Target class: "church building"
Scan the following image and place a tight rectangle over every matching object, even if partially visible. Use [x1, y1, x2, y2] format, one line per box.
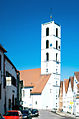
[20, 20, 61, 110]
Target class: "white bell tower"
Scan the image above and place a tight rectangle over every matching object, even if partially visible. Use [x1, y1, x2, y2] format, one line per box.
[41, 20, 61, 110]
[41, 20, 61, 76]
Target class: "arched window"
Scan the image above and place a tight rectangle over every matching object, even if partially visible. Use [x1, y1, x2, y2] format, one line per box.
[46, 53, 49, 61]
[46, 27, 49, 36]
[46, 40, 49, 48]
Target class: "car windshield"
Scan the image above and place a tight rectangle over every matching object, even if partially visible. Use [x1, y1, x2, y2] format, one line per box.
[22, 110, 28, 114]
[0, 113, 2, 118]
[4, 112, 19, 116]
[32, 109, 37, 112]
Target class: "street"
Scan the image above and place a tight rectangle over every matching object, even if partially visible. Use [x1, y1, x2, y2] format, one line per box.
[33, 110, 75, 119]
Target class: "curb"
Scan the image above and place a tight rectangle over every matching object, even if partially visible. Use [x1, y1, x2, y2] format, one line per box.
[56, 112, 75, 118]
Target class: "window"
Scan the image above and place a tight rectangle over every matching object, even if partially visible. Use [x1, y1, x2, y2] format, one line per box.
[56, 103, 57, 107]
[23, 90, 25, 97]
[46, 69, 48, 72]
[56, 53, 58, 61]
[56, 28, 58, 37]
[46, 40, 49, 48]
[46, 28, 49, 36]
[56, 81, 57, 85]
[56, 41, 58, 49]
[46, 53, 49, 61]
[0, 84, 1, 99]
[12, 76, 16, 87]
[8, 99, 11, 110]
[0, 55, 1, 70]
[6, 77, 11, 86]
[35, 101, 37, 105]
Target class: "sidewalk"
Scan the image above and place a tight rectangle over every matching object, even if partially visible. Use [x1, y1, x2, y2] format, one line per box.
[56, 111, 76, 118]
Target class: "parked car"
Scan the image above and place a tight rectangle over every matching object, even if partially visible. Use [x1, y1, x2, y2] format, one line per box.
[30, 109, 39, 117]
[0, 113, 5, 119]
[3, 110, 22, 119]
[21, 110, 32, 119]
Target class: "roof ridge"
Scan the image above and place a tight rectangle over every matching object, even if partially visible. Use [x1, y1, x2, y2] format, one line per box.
[20, 68, 41, 72]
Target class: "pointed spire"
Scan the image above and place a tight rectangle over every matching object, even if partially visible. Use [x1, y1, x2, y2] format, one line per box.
[50, 8, 53, 21]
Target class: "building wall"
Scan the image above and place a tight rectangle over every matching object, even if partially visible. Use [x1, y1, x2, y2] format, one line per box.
[63, 81, 67, 112]
[22, 87, 33, 108]
[0, 50, 5, 114]
[30, 74, 60, 110]
[5, 58, 17, 111]
[66, 81, 73, 114]
[41, 21, 61, 110]
[21, 20, 61, 111]
[63, 76, 79, 116]
[73, 75, 79, 116]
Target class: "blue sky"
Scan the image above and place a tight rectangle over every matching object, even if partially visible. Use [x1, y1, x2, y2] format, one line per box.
[0, 0, 79, 80]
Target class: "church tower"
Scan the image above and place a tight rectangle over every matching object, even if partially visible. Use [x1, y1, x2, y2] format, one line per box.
[41, 20, 61, 75]
[41, 20, 61, 110]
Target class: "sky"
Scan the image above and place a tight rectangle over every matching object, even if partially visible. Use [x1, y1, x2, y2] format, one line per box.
[0, 0, 79, 80]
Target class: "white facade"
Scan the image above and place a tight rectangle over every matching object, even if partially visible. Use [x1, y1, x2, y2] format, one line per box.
[22, 87, 33, 108]
[63, 74, 79, 116]
[41, 21, 61, 110]
[22, 74, 60, 110]
[21, 20, 61, 110]
[63, 81, 73, 114]
[41, 21, 61, 75]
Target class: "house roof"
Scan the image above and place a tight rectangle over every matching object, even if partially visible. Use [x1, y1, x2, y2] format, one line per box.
[19, 68, 50, 94]
[59, 81, 63, 96]
[31, 74, 50, 94]
[0, 44, 7, 53]
[64, 79, 69, 93]
[64, 76, 74, 93]
[60, 81, 63, 90]
[69, 76, 74, 91]
[74, 72, 79, 82]
[4, 55, 17, 72]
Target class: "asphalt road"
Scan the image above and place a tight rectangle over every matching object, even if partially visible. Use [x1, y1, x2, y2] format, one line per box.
[33, 110, 75, 119]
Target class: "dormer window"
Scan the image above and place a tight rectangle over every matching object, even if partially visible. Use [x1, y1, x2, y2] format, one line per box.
[46, 27, 49, 36]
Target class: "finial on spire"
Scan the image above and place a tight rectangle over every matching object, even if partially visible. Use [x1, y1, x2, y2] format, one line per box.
[50, 8, 53, 21]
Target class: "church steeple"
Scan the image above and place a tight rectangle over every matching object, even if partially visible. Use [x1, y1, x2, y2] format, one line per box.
[50, 8, 53, 21]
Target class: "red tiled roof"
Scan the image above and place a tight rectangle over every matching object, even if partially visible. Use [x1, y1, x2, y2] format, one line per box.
[69, 76, 74, 91]
[19, 68, 50, 94]
[77, 84, 79, 89]
[20, 68, 41, 87]
[74, 72, 79, 82]
[64, 76, 74, 93]
[60, 81, 63, 90]
[31, 75, 50, 94]
[64, 79, 69, 93]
